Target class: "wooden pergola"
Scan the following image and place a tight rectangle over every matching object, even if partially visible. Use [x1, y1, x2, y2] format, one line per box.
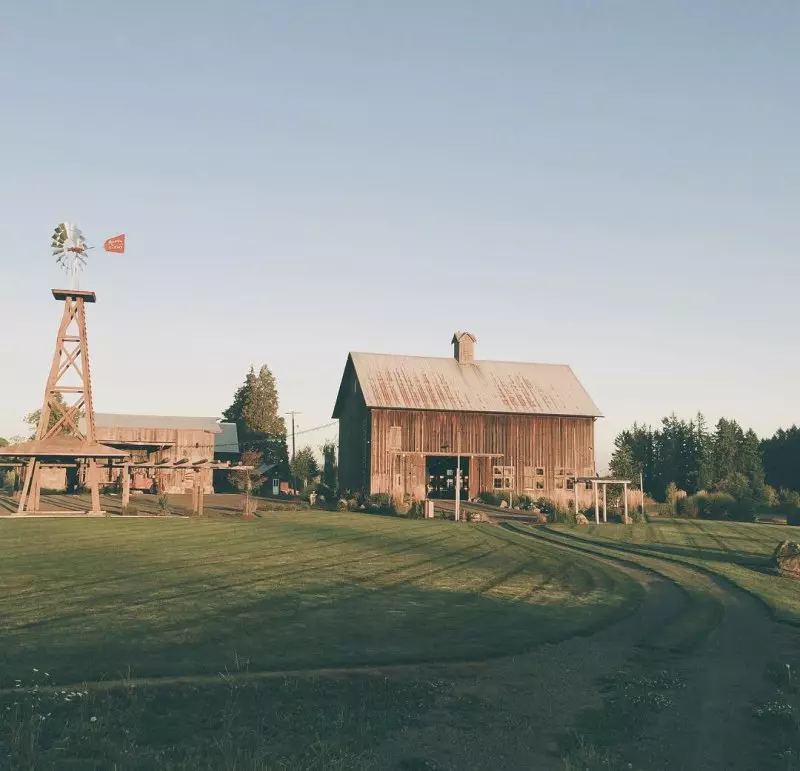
[111, 459, 252, 516]
[0, 453, 251, 516]
[574, 477, 633, 524]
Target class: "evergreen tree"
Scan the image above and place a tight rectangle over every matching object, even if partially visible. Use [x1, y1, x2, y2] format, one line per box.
[762, 426, 800, 493]
[738, 429, 766, 497]
[223, 365, 286, 435]
[321, 440, 338, 492]
[223, 365, 289, 478]
[712, 418, 743, 484]
[694, 413, 714, 491]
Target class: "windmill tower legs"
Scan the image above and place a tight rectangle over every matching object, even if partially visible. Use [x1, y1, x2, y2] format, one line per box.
[17, 290, 102, 514]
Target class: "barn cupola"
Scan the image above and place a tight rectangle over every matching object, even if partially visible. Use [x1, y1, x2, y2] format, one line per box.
[452, 331, 477, 364]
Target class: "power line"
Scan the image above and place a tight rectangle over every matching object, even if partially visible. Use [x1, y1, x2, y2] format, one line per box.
[213, 419, 338, 451]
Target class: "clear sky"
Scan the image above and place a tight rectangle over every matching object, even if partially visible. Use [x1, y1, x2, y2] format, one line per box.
[1, 1, 797, 469]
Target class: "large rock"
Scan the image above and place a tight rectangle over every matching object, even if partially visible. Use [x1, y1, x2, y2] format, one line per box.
[575, 513, 589, 525]
[773, 541, 800, 579]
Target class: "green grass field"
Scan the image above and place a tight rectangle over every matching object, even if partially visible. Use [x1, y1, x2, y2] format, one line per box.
[539, 518, 800, 623]
[0, 510, 640, 769]
[5, 506, 800, 770]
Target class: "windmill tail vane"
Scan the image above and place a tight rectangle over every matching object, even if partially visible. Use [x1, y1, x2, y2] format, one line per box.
[51, 223, 126, 289]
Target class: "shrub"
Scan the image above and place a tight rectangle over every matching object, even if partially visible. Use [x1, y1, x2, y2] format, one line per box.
[786, 507, 800, 526]
[534, 497, 558, 517]
[156, 492, 171, 516]
[337, 499, 349, 511]
[121, 505, 138, 516]
[677, 491, 756, 523]
[552, 508, 576, 525]
[516, 494, 534, 511]
[665, 482, 684, 507]
[479, 491, 501, 506]
[406, 500, 425, 519]
[391, 495, 411, 516]
[699, 492, 737, 520]
[346, 498, 360, 512]
[763, 485, 779, 507]
[367, 493, 392, 513]
[716, 473, 752, 502]
[629, 508, 646, 524]
[675, 496, 700, 518]
[780, 489, 800, 509]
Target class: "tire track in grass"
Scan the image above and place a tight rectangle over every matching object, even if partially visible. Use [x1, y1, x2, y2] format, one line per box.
[507, 524, 725, 654]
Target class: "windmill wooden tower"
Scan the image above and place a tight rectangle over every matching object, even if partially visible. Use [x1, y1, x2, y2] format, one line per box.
[4, 224, 127, 514]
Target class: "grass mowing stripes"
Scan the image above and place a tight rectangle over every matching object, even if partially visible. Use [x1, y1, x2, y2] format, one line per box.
[0, 513, 641, 687]
[547, 519, 800, 623]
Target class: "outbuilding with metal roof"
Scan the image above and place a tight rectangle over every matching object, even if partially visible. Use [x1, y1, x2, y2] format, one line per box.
[333, 332, 602, 507]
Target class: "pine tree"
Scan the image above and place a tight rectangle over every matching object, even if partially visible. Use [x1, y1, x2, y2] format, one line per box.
[223, 365, 286, 435]
[321, 440, 338, 492]
[223, 365, 289, 478]
[738, 428, 766, 497]
[695, 413, 714, 492]
[713, 418, 743, 485]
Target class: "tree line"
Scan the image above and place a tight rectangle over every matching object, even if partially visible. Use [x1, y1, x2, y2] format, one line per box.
[610, 413, 800, 505]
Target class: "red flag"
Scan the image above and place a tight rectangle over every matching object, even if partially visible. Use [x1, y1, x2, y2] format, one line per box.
[104, 234, 125, 253]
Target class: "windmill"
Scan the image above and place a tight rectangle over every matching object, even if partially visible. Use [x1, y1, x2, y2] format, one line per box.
[51, 222, 89, 290]
[1, 224, 128, 514]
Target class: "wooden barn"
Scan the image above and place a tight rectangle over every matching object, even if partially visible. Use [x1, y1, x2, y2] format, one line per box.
[91, 414, 234, 494]
[333, 332, 605, 508]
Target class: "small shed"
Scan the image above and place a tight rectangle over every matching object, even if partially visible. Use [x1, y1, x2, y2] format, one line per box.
[91, 414, 224, 494]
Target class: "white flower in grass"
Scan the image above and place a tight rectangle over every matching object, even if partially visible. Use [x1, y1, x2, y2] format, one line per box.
[32, 668, 38, 673]
[90, 716, 97, 723]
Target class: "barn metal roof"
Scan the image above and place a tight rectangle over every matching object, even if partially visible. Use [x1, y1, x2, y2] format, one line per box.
[333, 353, 602, 418]
[92, 414, 223, 433]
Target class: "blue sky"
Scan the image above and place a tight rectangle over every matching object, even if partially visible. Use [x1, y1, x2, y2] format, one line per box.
[1, 1, 797, 468]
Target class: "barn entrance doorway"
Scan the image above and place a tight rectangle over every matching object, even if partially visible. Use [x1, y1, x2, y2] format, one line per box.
[426, 456, 469, 499]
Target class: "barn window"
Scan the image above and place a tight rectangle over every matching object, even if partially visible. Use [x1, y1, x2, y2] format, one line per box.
[566, 478, 575, 490]
[493, 465, 514, 490]
[585, 480, 594, 490]
[523, 466, 545, 491]
[555, 478, 565, 489]
[388, 426, 402, 451]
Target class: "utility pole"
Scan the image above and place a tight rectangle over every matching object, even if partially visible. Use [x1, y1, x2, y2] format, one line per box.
[285, 411, 301, 460]
[285, 411, 301, 495]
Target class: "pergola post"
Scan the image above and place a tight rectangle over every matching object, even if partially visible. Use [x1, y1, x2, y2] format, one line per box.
[88, 460, 101, 513]
[623, 482, 629, 523]
[573, 476, 579, 516]
[197, 468, 205, 517]
[602, 483, 607, 523]
[192, 471, 201, 515]
[122, 463, 130, 508]
[593, 481, 599, 524]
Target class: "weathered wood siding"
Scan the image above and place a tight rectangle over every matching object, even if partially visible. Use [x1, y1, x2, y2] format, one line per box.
[94, 426, 215, 493]
[335, 363, 371, 495]
[369, 409, 597, 504]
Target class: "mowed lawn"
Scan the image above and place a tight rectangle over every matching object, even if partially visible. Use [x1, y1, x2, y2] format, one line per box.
[543, 518, 800, 623]
[0, 512, 641, 686]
